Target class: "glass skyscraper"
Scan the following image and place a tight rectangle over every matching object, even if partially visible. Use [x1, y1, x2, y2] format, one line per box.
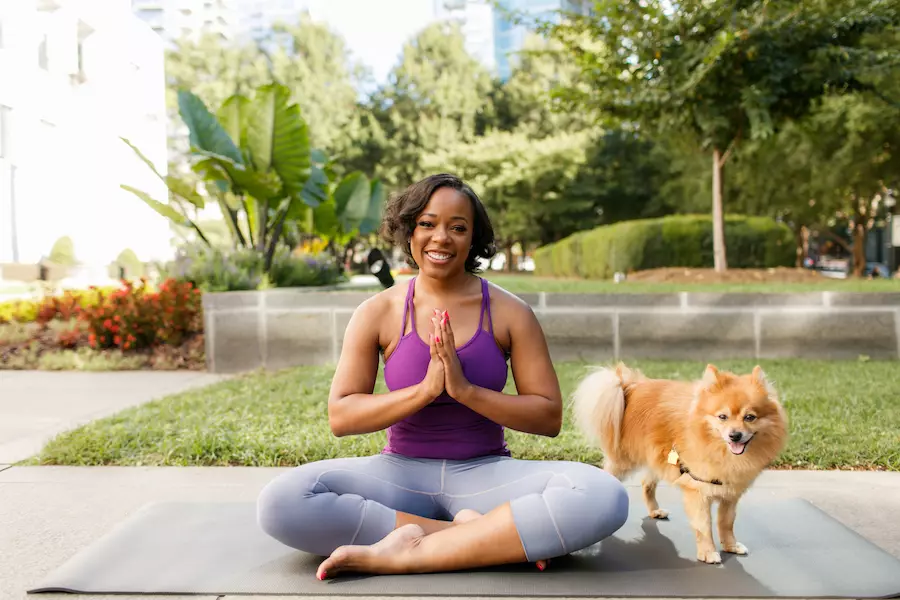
[493, 0, 589, 80]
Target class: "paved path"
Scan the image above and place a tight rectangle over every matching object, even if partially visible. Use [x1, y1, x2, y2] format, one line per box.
[1, 467, 898, 600]
[0, 371, 227, 465]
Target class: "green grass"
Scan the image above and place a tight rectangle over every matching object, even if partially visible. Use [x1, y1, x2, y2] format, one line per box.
[26, 359, 900, 470]
[482, 273, 900, 294]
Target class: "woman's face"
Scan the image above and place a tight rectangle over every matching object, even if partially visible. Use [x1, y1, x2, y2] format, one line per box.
[409, 187, 474, 279]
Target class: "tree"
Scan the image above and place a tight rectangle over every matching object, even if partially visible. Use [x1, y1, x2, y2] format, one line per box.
[544, 0, 900, 271]
[423, 130, 591, 266]
[367, 21, 493, 188]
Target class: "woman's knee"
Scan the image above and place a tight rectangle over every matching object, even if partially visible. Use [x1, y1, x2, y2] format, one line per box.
[578, 464, 629, 539]
[557, 461, 629, 543]
[256, 464, 337, 555]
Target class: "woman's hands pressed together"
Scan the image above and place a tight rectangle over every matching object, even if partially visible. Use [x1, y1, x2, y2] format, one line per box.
[432, 309, 475, 403]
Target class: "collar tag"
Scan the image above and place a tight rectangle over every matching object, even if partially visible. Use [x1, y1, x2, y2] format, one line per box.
[667, 449, 679, 465]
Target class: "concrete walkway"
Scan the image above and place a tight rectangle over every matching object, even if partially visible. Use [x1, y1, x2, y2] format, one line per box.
[1, 466, 899, 600]
[0, 370, 228, 465]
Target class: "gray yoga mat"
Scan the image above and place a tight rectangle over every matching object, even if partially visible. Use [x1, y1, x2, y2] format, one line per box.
[28, 491, 900, 598]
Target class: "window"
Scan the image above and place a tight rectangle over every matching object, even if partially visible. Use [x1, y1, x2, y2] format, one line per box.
[0, 105, 10, 159]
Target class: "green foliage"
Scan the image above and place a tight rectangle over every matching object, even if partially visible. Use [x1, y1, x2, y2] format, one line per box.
[49, 236, 76, 266]
[534, 215, 795, 279]
[542, 0, 900, 269]
[122, 81, 386, 282]
[162, 244, 344, 293]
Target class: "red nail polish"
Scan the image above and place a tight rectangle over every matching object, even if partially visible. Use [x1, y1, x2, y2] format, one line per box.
[435, 336, 441, 343]
[537, 562, 545, 571]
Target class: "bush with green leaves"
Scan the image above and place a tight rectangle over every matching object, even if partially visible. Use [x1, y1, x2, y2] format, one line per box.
[162, 244, 344, 292]
[534, 214, 795, 278]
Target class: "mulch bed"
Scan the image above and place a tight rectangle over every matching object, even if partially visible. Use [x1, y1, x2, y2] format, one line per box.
[625, 266, 833, 284]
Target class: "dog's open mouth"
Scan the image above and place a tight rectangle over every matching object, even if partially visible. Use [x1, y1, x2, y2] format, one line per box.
[728, 441, 747, 454]
[727, 435, 753, 455]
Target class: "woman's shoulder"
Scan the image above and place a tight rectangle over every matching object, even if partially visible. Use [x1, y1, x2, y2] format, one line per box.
[353, 279, 409, 320]
[483, 277, 535, 316]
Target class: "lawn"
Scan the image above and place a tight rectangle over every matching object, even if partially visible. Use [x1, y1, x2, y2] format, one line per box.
[27, 359, 900, 471]
[482, 273, 900, 294]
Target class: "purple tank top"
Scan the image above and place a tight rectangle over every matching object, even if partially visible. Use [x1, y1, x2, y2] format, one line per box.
[382, 276, 510, 460]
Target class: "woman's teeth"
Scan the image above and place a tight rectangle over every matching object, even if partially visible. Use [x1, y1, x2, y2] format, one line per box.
[426, 252, 452, 262]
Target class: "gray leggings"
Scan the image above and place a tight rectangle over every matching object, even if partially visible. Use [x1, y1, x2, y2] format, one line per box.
[256, 452, 629, 562]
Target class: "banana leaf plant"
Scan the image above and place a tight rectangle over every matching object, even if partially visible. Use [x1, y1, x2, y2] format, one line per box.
[121, 82, 387, 276]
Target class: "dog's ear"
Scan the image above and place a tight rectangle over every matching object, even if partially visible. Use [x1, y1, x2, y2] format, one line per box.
[751, 365, 767, 384]
[701, 364, 721, 388]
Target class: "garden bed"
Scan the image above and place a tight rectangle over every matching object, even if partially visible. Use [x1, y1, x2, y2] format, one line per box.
[0, 322, 205, 370]
[0, 278, 204, 371]
[24, 359, 900, 471]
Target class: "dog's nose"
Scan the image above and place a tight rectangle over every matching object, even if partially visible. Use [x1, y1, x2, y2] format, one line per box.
[729, 431, 743, 442]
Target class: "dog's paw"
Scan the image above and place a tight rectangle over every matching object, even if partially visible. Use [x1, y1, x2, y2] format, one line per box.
[649, 509, 669, 519]
[697, 549, 722, 564]
[723, 541, 748, 555]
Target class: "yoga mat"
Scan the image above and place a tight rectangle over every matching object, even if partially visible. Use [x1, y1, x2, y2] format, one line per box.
[29, 491, 900, 597]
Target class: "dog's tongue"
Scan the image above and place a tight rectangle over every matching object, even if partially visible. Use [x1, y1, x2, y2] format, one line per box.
[728, 441, 747, 455]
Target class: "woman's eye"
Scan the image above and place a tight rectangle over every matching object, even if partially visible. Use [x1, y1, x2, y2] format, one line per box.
[418, 221, 432, 228]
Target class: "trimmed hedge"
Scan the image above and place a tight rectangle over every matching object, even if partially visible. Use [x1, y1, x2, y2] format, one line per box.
[534, 214, 795, 279]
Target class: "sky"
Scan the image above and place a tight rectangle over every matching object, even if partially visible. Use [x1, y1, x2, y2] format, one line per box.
[302, 0, 439, 86]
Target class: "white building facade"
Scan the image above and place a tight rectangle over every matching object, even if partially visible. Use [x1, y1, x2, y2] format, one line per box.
[0, 0, 173, 270]
[132, 0, 237, 45]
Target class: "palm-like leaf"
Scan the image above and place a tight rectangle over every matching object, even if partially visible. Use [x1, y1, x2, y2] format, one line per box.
[245, 83, 311, 204]
[178, 90, 243, 164]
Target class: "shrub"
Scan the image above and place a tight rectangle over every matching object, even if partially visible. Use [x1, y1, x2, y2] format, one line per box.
[534, 214, 795, 278]
[162, 244, 344, 292]
[77, 278, 202, 351]
[0, 299, 39, 324]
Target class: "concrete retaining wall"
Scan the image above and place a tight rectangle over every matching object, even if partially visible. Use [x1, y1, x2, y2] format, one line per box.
[202, 289, 900, 373]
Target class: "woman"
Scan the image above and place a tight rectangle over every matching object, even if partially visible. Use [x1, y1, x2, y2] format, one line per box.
[257, 173, 628, 580]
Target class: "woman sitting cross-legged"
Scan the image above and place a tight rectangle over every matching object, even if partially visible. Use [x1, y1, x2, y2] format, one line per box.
[256, 173, 629, 580]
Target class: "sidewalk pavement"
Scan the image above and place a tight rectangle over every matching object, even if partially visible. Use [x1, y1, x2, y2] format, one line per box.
[0, 370, 228, 465]
[1, 466, 899, 600]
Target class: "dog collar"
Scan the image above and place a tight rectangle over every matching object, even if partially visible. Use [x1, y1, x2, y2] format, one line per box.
[668, 446, 724, 486]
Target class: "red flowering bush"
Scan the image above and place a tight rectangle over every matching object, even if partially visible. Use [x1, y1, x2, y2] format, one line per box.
[77, 278, 202, 351]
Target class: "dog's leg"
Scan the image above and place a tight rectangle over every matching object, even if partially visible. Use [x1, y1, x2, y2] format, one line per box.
[642, 474, 668, 519]
[602, 457, 630, 481]
[717, 497, 748, 555]
[682, 489, 720, 564]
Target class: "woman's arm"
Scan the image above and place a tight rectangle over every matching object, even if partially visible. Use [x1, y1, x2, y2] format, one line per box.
[328, 296, 443, 437]
[436, 295, 563, 437]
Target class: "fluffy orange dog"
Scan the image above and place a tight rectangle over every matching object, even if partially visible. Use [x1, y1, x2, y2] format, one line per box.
[572, 362, 788, 564]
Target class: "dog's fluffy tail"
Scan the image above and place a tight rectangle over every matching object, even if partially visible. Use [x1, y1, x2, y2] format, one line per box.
[571, 363, 641, 455]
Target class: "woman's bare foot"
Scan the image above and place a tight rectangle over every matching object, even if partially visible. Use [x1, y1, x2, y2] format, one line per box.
[317, 524, 425, 580]
[453, 509, 550, 571]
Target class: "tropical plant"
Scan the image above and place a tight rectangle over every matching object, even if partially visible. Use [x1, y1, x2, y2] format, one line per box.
[120, 82, 386, 279]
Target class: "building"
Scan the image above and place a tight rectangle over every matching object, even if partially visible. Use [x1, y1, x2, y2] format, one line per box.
[132, 0, 237, 45]
[237, 0, 311, 42]
[0, 0, 173, 271]
[493, 0, 589, 80]
[433, 0, 496, 72]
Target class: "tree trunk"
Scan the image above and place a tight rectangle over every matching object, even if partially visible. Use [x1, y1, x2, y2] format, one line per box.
[794, 225, 810, 268]
[712, 148, 727, 272]
[504, 242, 514, 272]
[852, 221, 867, 278]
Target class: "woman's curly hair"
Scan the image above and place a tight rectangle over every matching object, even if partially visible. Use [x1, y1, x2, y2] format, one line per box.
[380, 173, 497, 273]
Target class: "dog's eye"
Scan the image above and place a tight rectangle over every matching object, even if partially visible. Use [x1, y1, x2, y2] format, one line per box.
[744, 414, 757, 422]
[717, 414, 727, 420]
